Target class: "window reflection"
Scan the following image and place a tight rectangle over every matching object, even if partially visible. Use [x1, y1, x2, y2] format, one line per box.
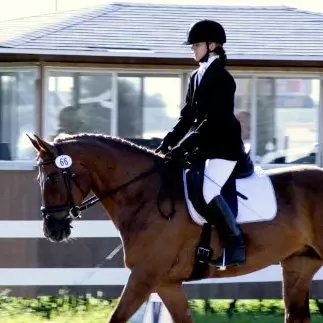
[45, 71, 113, 140]
[234, 78, 253, 153]
[117, 75, 181, 139]
[43, 71, 320, 166]
[117, 76, 142, 138]
[256, 78, 319, 164]
[0, 69, 37, 160]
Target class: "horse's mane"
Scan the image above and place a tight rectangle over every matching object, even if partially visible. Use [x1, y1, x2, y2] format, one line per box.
[53, 133, 161, 158]
[53, 133, 182, 196]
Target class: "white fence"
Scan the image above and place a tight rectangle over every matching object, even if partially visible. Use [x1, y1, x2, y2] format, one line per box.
[1, 220, 323, 286]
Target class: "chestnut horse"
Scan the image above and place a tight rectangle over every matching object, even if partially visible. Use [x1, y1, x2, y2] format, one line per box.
[28, 133, 323, 323]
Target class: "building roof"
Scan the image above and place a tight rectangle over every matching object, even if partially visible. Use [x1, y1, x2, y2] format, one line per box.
[0, 2, 323, 62]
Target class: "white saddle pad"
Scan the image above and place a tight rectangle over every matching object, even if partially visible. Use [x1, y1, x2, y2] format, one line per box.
[183, 159, 277, 225]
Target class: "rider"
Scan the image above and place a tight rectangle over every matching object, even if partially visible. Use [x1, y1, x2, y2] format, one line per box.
[156, 19, 254, 268]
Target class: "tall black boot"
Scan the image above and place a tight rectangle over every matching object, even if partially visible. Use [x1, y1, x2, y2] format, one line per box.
[208, 195, 245, 269]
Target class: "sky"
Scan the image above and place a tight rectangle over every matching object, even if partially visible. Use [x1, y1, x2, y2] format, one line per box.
[0, 0, 323, 21]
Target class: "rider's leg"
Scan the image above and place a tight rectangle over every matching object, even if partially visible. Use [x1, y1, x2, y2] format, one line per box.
[208, 171, 246, 268]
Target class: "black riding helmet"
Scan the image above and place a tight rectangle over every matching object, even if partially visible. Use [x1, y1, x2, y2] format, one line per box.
[184, 19, 226, 45]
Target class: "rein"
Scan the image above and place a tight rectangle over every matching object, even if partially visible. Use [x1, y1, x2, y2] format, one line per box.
[38, 143, 175, 220]
[77, 163, 159, 212]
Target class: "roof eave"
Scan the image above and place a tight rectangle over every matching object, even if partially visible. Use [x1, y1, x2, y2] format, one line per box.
[0, 48, 322, 69]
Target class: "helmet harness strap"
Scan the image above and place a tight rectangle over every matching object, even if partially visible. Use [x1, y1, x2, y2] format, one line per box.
[199, 41, 210, 63]
[199, 42, 221, 63]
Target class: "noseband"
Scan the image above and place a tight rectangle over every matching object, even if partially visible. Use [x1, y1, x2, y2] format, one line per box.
[38, 143, 172, 220]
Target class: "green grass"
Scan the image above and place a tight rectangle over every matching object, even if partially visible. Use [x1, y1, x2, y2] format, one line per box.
[1, 311, 323, 323]
[0, 312, 111, 323]
[190, 299, 323, 323]
[0, 293, 322, 323]
[192, 313, 323, 323]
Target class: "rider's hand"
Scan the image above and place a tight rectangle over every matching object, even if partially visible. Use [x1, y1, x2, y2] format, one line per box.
[155, 133, 174, 154]
[155, 143, 169, 154]
[164, 145, 187, 168]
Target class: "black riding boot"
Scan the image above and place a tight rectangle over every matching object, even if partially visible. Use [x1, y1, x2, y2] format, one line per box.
[208, 195, 246, 269]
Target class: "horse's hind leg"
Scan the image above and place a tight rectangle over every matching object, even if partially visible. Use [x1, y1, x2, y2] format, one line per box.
[156, 283, 193, 323]
[281, 254, 322, 323]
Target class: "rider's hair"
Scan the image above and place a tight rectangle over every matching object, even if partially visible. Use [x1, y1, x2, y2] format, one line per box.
[214, 45, 227, 66]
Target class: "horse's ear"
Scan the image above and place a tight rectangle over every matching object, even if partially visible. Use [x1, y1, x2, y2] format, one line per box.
[33, 134, 55, 157]
[26, 133, 41, 152]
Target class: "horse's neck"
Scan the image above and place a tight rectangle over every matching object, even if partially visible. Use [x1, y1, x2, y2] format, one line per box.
[87, 143, 156, 226]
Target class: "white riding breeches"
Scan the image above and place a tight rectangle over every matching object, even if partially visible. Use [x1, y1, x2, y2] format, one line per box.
[202, 159, 237, 204]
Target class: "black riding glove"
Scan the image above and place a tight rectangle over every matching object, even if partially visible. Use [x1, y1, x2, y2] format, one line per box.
[164, 132, 200, 165]
[155, 132, 174, 154]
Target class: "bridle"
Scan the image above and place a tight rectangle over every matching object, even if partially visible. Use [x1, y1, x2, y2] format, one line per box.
[38, 143, 175, 220]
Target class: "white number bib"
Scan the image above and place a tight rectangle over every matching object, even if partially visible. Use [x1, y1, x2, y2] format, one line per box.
[55, 155, 73, 169]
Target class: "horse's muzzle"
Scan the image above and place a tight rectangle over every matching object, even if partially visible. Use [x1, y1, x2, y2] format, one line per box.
[43, 214, 73, 243]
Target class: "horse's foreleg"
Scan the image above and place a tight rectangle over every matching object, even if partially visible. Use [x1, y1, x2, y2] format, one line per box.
[107, 270, 155, 323]
[281, 254, 322, 323]
[156, 283, 193, 323]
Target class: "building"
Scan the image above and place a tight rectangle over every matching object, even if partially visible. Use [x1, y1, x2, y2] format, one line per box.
[0, 2, 323, 297]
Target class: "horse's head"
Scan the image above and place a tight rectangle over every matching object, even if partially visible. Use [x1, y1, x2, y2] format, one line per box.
[27, 134, 92, 242]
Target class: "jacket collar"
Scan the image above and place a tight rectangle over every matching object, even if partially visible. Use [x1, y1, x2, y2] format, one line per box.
[198, 54, 218, 72]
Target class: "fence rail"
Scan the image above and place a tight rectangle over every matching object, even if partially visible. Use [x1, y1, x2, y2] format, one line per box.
[1, 220, 323, 288]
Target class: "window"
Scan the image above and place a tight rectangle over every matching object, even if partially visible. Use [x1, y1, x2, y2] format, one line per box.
[43, 70, 320, 167]
[234, 78, 253, 152]
[117, 75, 181, 139]
[44, 70, 114, 141]
[0, 68, 37, 160]
[255, 78, 319, 164]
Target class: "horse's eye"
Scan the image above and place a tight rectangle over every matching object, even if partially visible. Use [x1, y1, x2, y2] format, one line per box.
[46, 172, 60, 184]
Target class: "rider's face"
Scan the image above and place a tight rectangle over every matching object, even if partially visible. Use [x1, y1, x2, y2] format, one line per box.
[191, 42, 207, 61]
[191, 42, 216, 61]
